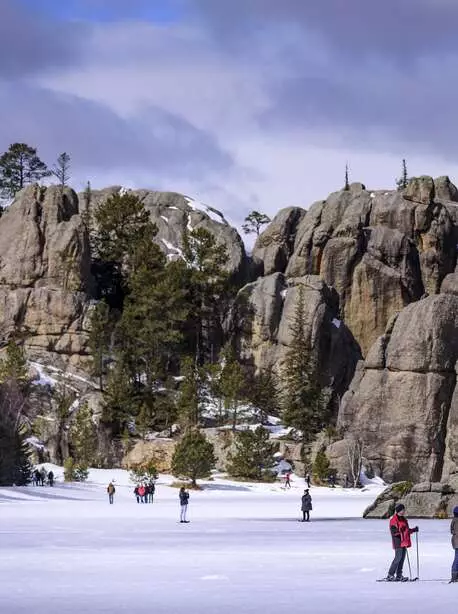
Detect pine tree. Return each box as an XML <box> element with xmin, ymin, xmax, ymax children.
<box><xmin>246</xmin><ymin>370</ymin><xmax>280</xmax><ymax>425</ymax></box>
<box><xmin>396</xmin><ymin>159</ymin><xmax>409</xmax><ymax>190</ymax></box>
<box><xmin>0</xmin><ymin>340</ymin><xmax>29</xmax><ymax>390</ymax></box>
<box><xmin>88</xmin><ymin>300</ymin><xmax>112</xmax><ymax>390</ymax></box>
<box><xmin>282</xmin><ymin>285</ymin><xmax>331</xmax><ymax>445</ymax></box>
<box><xmin>70</xmin><ymin>402</ymin><xmax>97</xmax><ymax>467</ymax></box>
<box><xmin>312</xmin><ymin>447</ymin><xmax>331</xmax><ymax>483</ymax></box>
<box><xmin>0</xmin><ymin>143</ymin><xmax>50</xmax><ymax>198</ymax></box>
<box><xmin>52</xmin><ymin>152</ymin><xmax>71</xmax><ymax>191</ymax></box>
<box><xmin>177</xmin><ymin>357</ymin><xmax>208</xmax><ymax>430</ymax></box>
<box><xmin>242</xmin><ymin>211</ymin><xmax>271</xmax><ymax>236</ymax></box>
<box><xmin>227</xmin><ymin>426</ymin><xmax>278</xmax><ymax>481</ymax></box>
<box><xmin>220</xmin><ymin>346</ymin><xmax>246</xmax><ymax>430</ymax></box>
<box><xmin>344</xmin><ymin>164</ymin><xmax>350</xmax><ymax>191</ymax></box>
<box><xmin>182</xmin><ymin>227</ymin><xmax>233</xmax><ymax>364</ymax></box>
<box><xmin>171</xmin><ymin>429</ymin><xmax>215</xmax><ymax>486</ymax></box>
<box><xmin>0</xmin><ymin>380</ymin><xmax>32</xmax><ymax>486</ymax></box>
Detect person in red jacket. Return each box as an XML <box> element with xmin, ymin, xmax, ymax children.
<box><xmin>385</xmin><ymin>503</ymin><xmax>418</xmax><ymax>581</ymax></box>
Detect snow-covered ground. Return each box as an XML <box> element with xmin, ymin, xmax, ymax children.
<box><xmin>0</xmin><ymin>468</ymin><xmax>456</xmax><ymax>613</ymax></box>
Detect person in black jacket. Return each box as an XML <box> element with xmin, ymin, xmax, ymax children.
<box><xmin>179</xmin><ymin>487</ymin><xmax>190</xmax><ymax>523</ymax></box>
<box><xmin>301</xmin><ymin>489</ymin><xmax>312</xmax><ymax>522</ymax></box>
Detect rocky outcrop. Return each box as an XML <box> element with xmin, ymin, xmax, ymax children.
<box><xmin>233</xmin><ymin>273</ymin><xmax>361</xmax><ymax>398</ymax></box>
<box><xmin>364</xmin><ymin>481</ymin><xmax>458</xmax><ymax>519</ymax></box>
<box><xmin>85</xmin><ymin>187</ymin><xmax>248</xmax><ymax>280</ymax></box>
<box><xmin>0</xmin><ymin>185</ymin><xmax>93</xmax><ymax>367</ymax></box>
<box><xmin>330</xmin><ymin>294</ymin><xmax>458</xmax><ymax>484</ymax></box>
<box><xmin>255</xmin><ymin>177</ymin><xmax>457</xmax><ymax>355</ymax></box>
<box><xmin>252</xmin><ymin>207</ymin><xmax>305</xmax><ymax>276</ymax></box>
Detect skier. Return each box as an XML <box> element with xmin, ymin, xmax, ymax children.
<box><xmin>285</xmin><ymin>472</ymin><xmax>291</xmax><ymax>489</ymax></box>
<box><xmin>385</xmin><ymin>503</ymin><xmax>418</xmax><ymax>581</ymax></box>
<box><xmin>149</xmin><ymin>482</ymin><xmax>155</xmax><ymax>503</ymax></box>
<box><xmin>328</xmin><ymin>474</ymin><xmax>336</xmax><ymax>488</ymax></box>
<box><xmin>107</xmin><ymin>482</ymin><xmax>115</xmax><ymax>504</ymax></box>
<box><xmin>450</xmin><ymin>505</ymin><xmax>458</xmax><ymax>583</ymax></box>
<box><xmin>301</xmin><ymin>489</ymin><xmax>312</xmax><ymax>522</ymax></box>
<box><xmin>179</xmin><ymin>486</ymin><xmax>190</xmax><ymax>523</ymax></box>
<box><xmin>47</xmin><ymin>471</ymin><xmax>54</xmax><ymax>487</ymax></box>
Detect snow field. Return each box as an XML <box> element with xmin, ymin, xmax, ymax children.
<box><xmin>0</xmin><ymin>468</ymin><xmax>456</xmax><ymax>613</ymax></box>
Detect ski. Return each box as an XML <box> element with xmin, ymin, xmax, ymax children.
<box><xmin>376</xmin><ymin>578</ymin><xmax>418</xmax><ymax>583</ymax></box>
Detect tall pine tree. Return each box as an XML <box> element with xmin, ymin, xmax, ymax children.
<box><xmin>282</xmin><ymin>285</ymin><xmax>331</xmax><ymax>445</ymax></box>
<box><xmin>0</xmin><ymin>143</ymin><xmax>50</xmax><ymax>198</ymax></box>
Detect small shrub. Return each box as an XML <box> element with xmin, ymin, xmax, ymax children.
<box><xmin>63</xmin><ymin>457</ymin><xmax>89</xmax><ymax>482</ymax></box>
<box><xmin>392</xmin><ymin>481</ymin><xmax>413</xmax><ymax>497</ymax></box>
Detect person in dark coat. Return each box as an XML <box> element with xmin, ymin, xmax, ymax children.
<box><xmin>107</xmin><ymin>482</ymin><xmax>115</xmax><ymax>504</ymax></box>
<box><xmin>284</xmin><ymin>472</ymin><xmax>291</xmax><ymax>489</ymax></box>
<box><xmin>179</xmin><ymin>487</ymin><xmax>190</xmax><ymax>523</ymax></box>
<box><xmin>33</xmin><ymin>469</ymin><xmax>40</xmax><ymax>486</ymax></box>
<box><xmin>301</xmin><ymin>489</ymin><xmax>312</xmax><ymax>522</ymax></box>
<box><xmin>149</xmin><ymin>482</ymin><xmax>155</xmax><ymax>503</ymax></box>
<box><xmin>40</xmin><ymin>468</ymin><xmax>46</xmax><ymax>486</ymax></box>
<box><xmin>450</xmin><ymin>506</ymin><xmax>458</xmax><ymax>583</ymax></box>
<box><xmin>47</xmin><ymin>471</ymin><xmax>54</xmax><ymax>487</ymax></box>
<box><xmin>305</xmin><ymin>473</ymin><xmax>311</xmax><ymax>489</ymax></box>
<box><xmin>134</xmin><ymin>486</ymin><xmax>140</xmax><ymax>503</ymax></box>
<box><xmin>385</xmin><ymin>504</ymin><xmax>418</xmax><ymax>581</ymax></box>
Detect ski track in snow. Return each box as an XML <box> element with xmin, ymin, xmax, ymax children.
<box><xmin>0</xmin><ymin>469</ymin><xmax>453</xmax><ymax>613</ymax></box>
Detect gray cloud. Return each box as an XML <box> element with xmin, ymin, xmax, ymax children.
<box><xmin>0</xmin><ymin>82</ymin><xmax>233</xmax><ymax>181</ymax></box>
<box><xmin>0</xmin><ymin>0</ymin><xmax>86</xmax><ymax>78</ymax></box>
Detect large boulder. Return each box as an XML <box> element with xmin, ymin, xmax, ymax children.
<box><xmin>0</xmin><ymin>185</ymin><xmax>92</xmax><ymax>367</ymax></box>
<box><xmin>332</xmin><ymin>294</ymin><xmax>458</xmax><ymax>483</ymax></box>
<box><xmin>233</xmin><ymin>273</ymin><xmax>361</xmax><ymax>399</ymax></box>
<box><xmin>85</xmin><ymin>187</ymin><xmax>248</xmax><ymax>281</ymax></box>
<box><xmin>252</xmin><ymin>207</ymin><xmax>306</xmax><ymax>276</ymax></box>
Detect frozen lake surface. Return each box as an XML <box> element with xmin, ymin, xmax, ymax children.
<box><xmin>0</xmin><ymin>469</ymin><xmax>456</xmax><ymax>613</ymax></box>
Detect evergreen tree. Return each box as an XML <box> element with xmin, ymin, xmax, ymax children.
<box><xmin>220</xmin><ymin>347</ymin><xmax>246</xmax><ymax>430</ymax></box>
<box><xmin>0</xmin><ymin>143</ymin><xmax>50</xmax><ymax>198</ymax></box>
<box><xmin>182</xmin><ymin>227</ymin><xmax>233</xmax><ymax>364</ymax></box>
<box><xmin>70</xmin><ymin>402</ymin><xmax>97</xmax><ymax>467</ymax></box>
<box><xmin>242</xmin><ymin>211</ymin><xmax>271</xmax><ymax>236</ymax></box>
<box><xmin>52</xmin><ymin>152</ymin><xmax>71</xmax><ymax>191</ymax></box>
<box><xmin>101</xmin><ymin>361</ymin><xmax>136</xmax><ymax>435</ymax></box>
<box><xmin>227</xmin><ymin>426</ymin><xmax>278</xmax><ymax>481</ymax></box>
<box><xmin>282</xmin><ymin>285</ymin><xmax>331</xmax><ymax>445</ymax></box>
<box><xmin>0</xmin><ymin>380</ymin><xmax>32</xmax><ymax>486</ymax></box>
<box><xmin>171</xmin><ymin>429</ymin><xmax>215</xmax><ymax>486</ymax></box>
<box><xmin>177</xmin><ymin>357</ymin><xmax>208</xmax><ymax>430</ymax></box>
<box><xmin>87</xmin><ymin>300</ymin><xmax>112</xmax><ymax>390</ymax></box>
<box><xmin>312</xmin><ymin>447</ymin><xmax>331</xmax><ymax>483</ymax></box>
<box><xmin>396</xmin><ymin>159</ymin><xmax>409</xmax><ymax>190</ymax></box>
<box><xmin>246</xmin><ymin>369</ymin><xmax>280</xmax><ymax>425</ymax></box>
<box><xmin>344</xmin><ymin>164</ymin><xmax>350</xmax><ymax>191</ymax></box>
<box><xmin>129</xmin><ymin>460</ymin><xmax>158</xmax><ymax>484</ymax></box>
<box><xmin>0</xmin><ymin>340</ymin><xmax>29</xmax><ymax>390</ymax></box>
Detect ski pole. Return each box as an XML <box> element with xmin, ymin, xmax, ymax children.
<box><xmin>416</xmin><ymin>531</ymin><xmax>420</xmax><ymax>579</ymax></box>
<box><xmin>406</xmin><ymin>550</ymin><xmax>412</xmax><ymax>581</ymax></box>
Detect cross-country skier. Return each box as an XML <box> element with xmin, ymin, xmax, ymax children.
<box><xmin>450</xmin><ymin>506</ymin><xmax>458</xmax><ymax>583</ymax></box>
<box><xmin>385</xmin><ymin>503</ymin><xmax>418</xmax><ymax>581</ymax></box>
<box><xmin>301</xmin><ymin>489</ymin><xmax>312</xmax><ymax>522</ymax></box>
<box><xmin>179</xmin><ymin>486</ymin><xmax>190</xmax><ymax>523</ymax></box>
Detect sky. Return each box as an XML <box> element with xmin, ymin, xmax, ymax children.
<box><xmin>1</xmin><ymin>0</ymin><xmax>457</xmax><ymax>231</ymax></box>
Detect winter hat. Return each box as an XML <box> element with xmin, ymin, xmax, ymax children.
<box><xmin>453</xmin><ymin>506</ymin><xmax>458</xmax><ymax>518</ymax></box>
<box><xmin>395</xmin><ymin>503</ymin><xmax>405</xmax><ymax>513</ymax></box>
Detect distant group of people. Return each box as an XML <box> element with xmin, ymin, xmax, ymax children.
<box><xmin>32</xmin><ymin>468</ymin><xmax>54</xmax><ymax>487</ymax></box>
<box><xmin>133</xmin><ymin>483</ymin><xmax>156</xmax><ymax>504</ymax></box>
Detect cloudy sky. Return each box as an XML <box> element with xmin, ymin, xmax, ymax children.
<box><xmin>1</xmin><ymin>0</ymin><xmax>456</xmax><ymax>231</ymax></box>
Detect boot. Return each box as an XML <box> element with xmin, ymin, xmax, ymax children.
<box><xmin>385</xmin><ymin>575</ymin><xmax>396</xmax><ymax>582</ymax></box>
<box><xmin>449</xmin><ymin>571</ymin><xmax>458</xmax><ymax>583</ymax></box>
<box><xmin>396</xmin><ymin>576</ymin><xmax>409</xmax><ymax>582</ymax></box>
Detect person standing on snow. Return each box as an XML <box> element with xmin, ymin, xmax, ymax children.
<box><xmin>305</xmin><ymin>473</ymin><xmax>311</xmax><ymax>488</ymax></box>
<box><xmin>285</xmin><ymin>472</ymin><xmax>291</xmax><ymax>489</ymax></box>
<box><xmin>107</xmin><ymin>482</ymin><xmax>115</xmax><ymax>504</ymax></box>
<box><xmin>47</xmin><ymin>471</ymin><xmax>54</xmax><ymax>487</ymax></box>
<box><xmin>385</xmin><ymin>503</ymin><xmax>418</xmax><ymax>581</ymax></box>
<box><xmin>179</xmin><ymin>487</ymin><xmax>190</xmax><ymax>523</ymax></box>
<box><xmin>149</xmin><ymin>482</ymin><xmax>155</xmax><ymax>503</ymax></box>
<box><xmin>138</xmin><ymin>484</ymin><xmax>146</xmax><ymax>503</ymax></box>
<box><xmin>301</xmin><ymin>489</ymin><xmax>312</xmax><ymax>522</ymax></box>
<box><xmin>450</xmin><ymin>506</ymin><xmax>458</xmax><ymax>583</ymax></box>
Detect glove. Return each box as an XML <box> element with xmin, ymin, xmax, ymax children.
<box><xmin>412</xmin><ymin>526</ymin><xmax>419</xmax><ymax>533</ymax></box>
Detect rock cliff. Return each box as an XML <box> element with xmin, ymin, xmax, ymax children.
<box><xmin>255</xmin><ymin>177</ymin><xmax>457</xmax><ymax>355</ymax></box>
